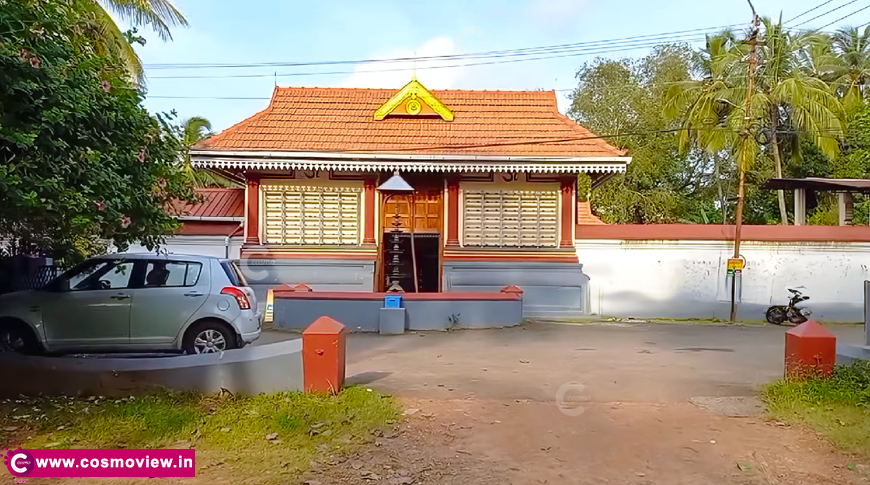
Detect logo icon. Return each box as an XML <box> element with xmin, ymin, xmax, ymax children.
<box><xmin>3</xmin><ymin>441</ymin><xmax>34</xmax><ymax>478</ymax></box>
<box><xmin>555</xmin><ymin>381</ymin><xmax>593</xmax><ymax>417</ymax></box>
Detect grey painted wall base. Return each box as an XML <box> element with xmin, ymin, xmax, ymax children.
<box><xmin>837</xmin><ymin>343</ymin><xmax>870</xmax><ymax>364</ymax></box>
<box><xmin>0</xmin><ymin>340</ymin><xmax>303</xmax><ymax>398</ymax></box>
<box><xmin>405</xmin><ymin>299</ymin><xmax>522</xmax><ymax>330</ymax></box>
<box><xmin>379</xmin><ymin>308</ymin><xmax>406</xmax><ymax>335</ymax></box>
<box><xmin>274</xmin><ymin>297</ymin><xmax>523</xmax><ymax>332</ymax></box>
<box><xmin>236</xmin><ymin>258</ymin><xmax>375</xmax><ymax>302</ymax></box>
<box><xmin>443</xmin><ymin>261</ymin><xmax>589</xmax><ymax>317</ymax></box>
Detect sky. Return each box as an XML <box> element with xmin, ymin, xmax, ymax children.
<box><xmin>128</xmin><ymin>0</ymin><xmax>870</xmax><ymax>131</ymax></box>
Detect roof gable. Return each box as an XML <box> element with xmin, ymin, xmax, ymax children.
<box><xmin>194</xmin><ymin>85</ymin><xmax>626</xmax><ymax>158</ymax></box>
<box><xmin>373</xmin><ymin>78</ymin><xmax>454</xmax><ymax>121</ymax></box>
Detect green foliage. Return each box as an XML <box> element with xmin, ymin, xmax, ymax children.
<box><xmin>0</xmin><ymin>0</ymin><xmax>196</xmax><ymax>264</ymax></box>
<box><xmin>569</xmin><ymin>46</ymin><xmax>723</xmax><ymax>223</ymax></box>
<box><xmin>177</xmin><ymin>116</ymin><xmax>239</xmax><ymax>188</ymax></box>
<box><xmin>8</xmin><ymin>387</ymin><xmax>401</xmax><ymax>474</ymax></box>
<box><xmin>765</xmin><ymin>362</ymin><xmax>870</xmax><ymax>454</ymax></box>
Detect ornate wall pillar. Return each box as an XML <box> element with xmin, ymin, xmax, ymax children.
<box><xmin>559</xmin><ymin>177</ymin><xmax>576</xmax><ymax>248</ymax></box>
<box><xmin>245</xmin><ymin>173</ymin><xmax>261</xmax><ymax>245</ymax></box>
<box><xmin>363</xmin><ymin>177</ymin><xmax>377</xmax><ymax>244</ymax></box>
<box><xmin>446</xmin><ymin>175</ymin><xmax>460</xmax><ymax>246</ymax></box>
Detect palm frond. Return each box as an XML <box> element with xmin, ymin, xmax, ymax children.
<box><xmin>97</xmin><ymin>0</ymin><xmax>188</xmax><ymax>41</ymax></box>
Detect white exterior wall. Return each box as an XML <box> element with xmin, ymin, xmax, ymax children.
<box><xmin>577</xmin><ymin>239</ymin><xmax>870</xmax><ymax>322</ymax></box>
<box><xmin>124</xmin><ymin>236</ymin><xmax>244</xmax><ymax>260</ymax></box>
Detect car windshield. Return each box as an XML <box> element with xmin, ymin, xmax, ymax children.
<box><xmin>57</xmin><ymin>259</ymin><xmax>133</xmax><ymax>291</ymax></box>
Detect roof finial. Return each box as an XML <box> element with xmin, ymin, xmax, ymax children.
<box><xmin>412</xmin><ymin>50</ymin><xmax>417</xmax><ymax>80</ymax></box>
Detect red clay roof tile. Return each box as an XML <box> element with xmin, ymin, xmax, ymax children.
<box><xmin>194</xmin><ymin>87</ymin><xmax>625</xmax><ymax>157</ymax></box>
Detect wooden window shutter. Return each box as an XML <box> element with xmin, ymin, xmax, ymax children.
<box><xmin>462</xmin><ymin>188</ymin><xmax>557</xmax><ymax>248</ymax></box>
<box><xmin>262</xmin><ymin>186</ymin><xmax>360</xmax><ymax>245</ymax></box>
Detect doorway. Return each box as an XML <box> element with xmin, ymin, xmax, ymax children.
<box><xmin>381</xmin><ymin>233</ymin><xmax>440</xmax><ymax>292</ymax></box>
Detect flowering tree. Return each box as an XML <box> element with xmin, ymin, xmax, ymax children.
<box><xmin>0</xmin><ymin>0</ymin><xmax>196</xmax><ymax>264</ymax></box>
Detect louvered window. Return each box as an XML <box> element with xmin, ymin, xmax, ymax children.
<box><xmin>462</xmin><ymin>189</ymin><xmax>558</xmax><ymax>247</ymax></box>
<box><xmin>263</xmin><ymin>186</ymin><xmax>361</xmax><ymax>245</ymax></box>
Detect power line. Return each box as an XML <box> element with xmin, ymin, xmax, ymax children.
<box><xmin>149</xmin><ymin>34</ymin><xmax>715</xmax><ymax>80</ymax></box>
<box><xmin>784</xmin><ymin>0</ymin><xmax>838</xmax><ymax>24</ymax></box>
<box><xmin>144</xmin><ymin>24</ymin><xmax>742</xmax><ymax>71</ymax></box>
<box><xmin>818</xmin><ymin>3</ymin><xmax>870</xmax><ymax>29</ymax></box>
<box><xmin>792</xmin><ymin>0</ymin><xmax>860</xmax><ymax>28</ymax></box>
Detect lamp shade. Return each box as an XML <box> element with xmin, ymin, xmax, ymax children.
<box><xmin>377</xmin><ymin>171</ymin><xmax>415</xmax><ymax>193</ymax></box>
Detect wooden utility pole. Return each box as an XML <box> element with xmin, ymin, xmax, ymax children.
<box><xmin>730</xmin><ymin>3</ymin><xmax>760</xmax><ymax>323</ymax></box>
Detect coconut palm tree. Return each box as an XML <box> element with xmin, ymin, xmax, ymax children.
<box><xmin>179</xmin><ymin>117</ymin><xmax>238</xmax><ymax>188</ymax></box>
<box><xmin>828</xmin><ymin>26</ymin><xmax>870</xmax><ymax>111</ymax></box>
<box><xmin>79</xmin><ymin>0</ymin><xmax>188</xmax><ymax>82</ymax></box>
<box><xmin>666</xmin><ymin>19</ymin><xmax>845</xmax><ymax>225</ymax></box>
<box><xmin>664</xmin><ymin>30</ymin><xmax>744</xmax><ymax>221</ymax></box>
<box><xmin>754</xmin><ymin>18</ymin><xmax>845</xmax><ymax>224</ymax></box>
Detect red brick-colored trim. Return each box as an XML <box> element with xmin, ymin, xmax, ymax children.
<box><xmin>560</xmin><ymin>177</ymin><xmax>576</xmax><ymax>248</ymax></box>
<box><xmin>272</xmin><ymin>290</ymin><xmax>521</xmax><ymax>301</ymax></box>
<box><xmin>575</xmin><ymin>224</ymin><xmax>870</xmax><ymax>242</ymax></box>
<box><xmin>245</xmin><ymin>174</ymin><xmax>261</xmax><ymax>245</ymax></box>
<box><xmin>363</xmin><ymin>177</ymin><xmax>376</xmax><ymax>244</ymax></box>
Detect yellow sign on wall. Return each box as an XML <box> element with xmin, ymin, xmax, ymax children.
<box><xmin>727</xmin><ymin>258</ymin><xmax>744</xmax><ymax>276</ymax></box>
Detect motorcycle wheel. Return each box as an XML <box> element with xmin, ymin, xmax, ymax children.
<box><xmin>788</xmin><ymin>313</ymin><xmax>808</xmax><ymax>324</ymax></box>
<box><xmin>766</xmin><ymin>306</ymin><xmax>788</xmax><ymax>325</ymax></box>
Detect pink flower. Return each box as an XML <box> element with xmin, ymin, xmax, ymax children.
<box><xmin>121</xmin><ymin>215</ymin><xmax>132</xmax><ymax>228</ymax></box>
<box><xmin>19</xmin><ymin>49</ymin><xmax>27</xmax><ymax>61</ymax></box>
<box><xmin>30</xmin><ymin>57</ymin><xmax>39</xmax><ymax>68</ymax></box>
<box><xmin>138</xmin><ymin>148</ymin><xmax>146</xmax><ymax>162</ymax></box>
<box><xmin>156</xmin><ymin>178</ymin><xmax>167</xmax><ymax>188</ymax></box>
<box><xmin>95</xmin><ymin>200</ymin><xmax>105</xmax><ymax>211</ymax></box>
<box><xmin>101</xmin><ymin>81</ymin><xmax>111</xmax><ymax>92</ymax></box>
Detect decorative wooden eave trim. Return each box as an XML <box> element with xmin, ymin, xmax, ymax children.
<box><xmin>192</xmin><ymin>150</ymin><xmax>630</xmax><ymax>174</ymax></box>
<box><xmin>374</xmin><ymin>78</ymin><xmax>454</xmax><ymax>121</ymax></box>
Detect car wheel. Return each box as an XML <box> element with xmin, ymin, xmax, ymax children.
<box><xmin>0</xmin><ymin>322</ymin><xmax>41</xmax><ymax>355</ymax></box>
<box><xmin>183</xmin><ymin>321</ymin><xmax>237</xmax><ymax>355</ymax></box>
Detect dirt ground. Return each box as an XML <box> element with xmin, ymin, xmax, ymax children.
<box><xmin>11</xmin><ymin>322</ymin><xmax>870</xmax><ymax>484</ymax></box>
<box><xmin>299</xmin><ymin>322</ymin><xmax>868</xmax><ymax>485</ymax></box>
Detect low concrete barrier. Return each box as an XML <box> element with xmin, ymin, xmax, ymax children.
<box><xmin>0</xmin><ymin>340</ymin><xmax>303</xmax><ymax>398</ymax></box>
<box><xmin>836</xmin><ymin>280</ymin><xmax>870</xmax><ymax>364</ymax></box>
<box><xmin>271</xmin><ymin>287</ymin><xmax>524</xmax><ymax>332</ymax></box>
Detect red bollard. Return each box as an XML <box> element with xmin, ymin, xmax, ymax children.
<box><xmin>784</xmin><ymin>320</ymin><xmax>836</xmax><ymax>379</ymax></box>
<box><xmin>302</xmin><ymin>316</ymin><xmax>347</xmax><ymax>393</ymax></box>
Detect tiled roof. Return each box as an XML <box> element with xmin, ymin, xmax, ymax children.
<box><xmin>194</xmin><ymin>87</ymin><xmax>625</xmax><ymax>157</ymax></box>
<box><xmin>578</xmin><ymin>201</ymin><xmax>606</xmax><ymax>225</ymax></box>
<box><xmin>170</xmin><ymin>188</ymin><xmax>244</xmax><ymax>218</ymax></box>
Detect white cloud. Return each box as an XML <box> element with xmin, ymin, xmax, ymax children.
<box><xmin>340</xmin><ymin>36</ymin><xmax>464</xmax><ymax>89</ymax></box>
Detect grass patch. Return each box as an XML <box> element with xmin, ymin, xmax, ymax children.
<box><xmin>0</xmin><ymin>387</ymin><xmax>401</xmax><ymax>480</ymax></box>
<box><xmin>765</xmin><ymin>361</ymin><xmax>870</xmax><ymax>455</ymax></box>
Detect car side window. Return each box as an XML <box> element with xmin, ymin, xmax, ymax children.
<box><xmin>144</xmin><ymin>261</ymin><xmax>202</xmax><ymax>288</ymax></box>
<box><xmin>68</xmin><ymin>260</ymin><xmax>134</xmax><ymax>291</ymax></box>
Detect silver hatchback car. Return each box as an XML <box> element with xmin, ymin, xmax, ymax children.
<box><xmin>0</xmin><ymin>253</ymin><xmax>260</xmax><ymax>355</ymax></box>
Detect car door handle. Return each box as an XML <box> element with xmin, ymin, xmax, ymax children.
<box><xmin>110</xmin><ymin>293</ymin><xmax>130</xmax><ymax>300</ymax></box>
<box><xmin>184</xmin><ymin>291</ymin><xmax>204</xmax><ymax>297</ymax></box>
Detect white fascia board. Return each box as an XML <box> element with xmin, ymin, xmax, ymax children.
<box><xmin>190</xmin><ymin>150</ymin><xmax>631</xmax><ymax>173</ymax></box>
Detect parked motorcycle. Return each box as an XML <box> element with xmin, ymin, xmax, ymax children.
<box><xmin>765</xmin><ymin>288</ymin><xmax>812</xmax><ymax>325</ymax></box>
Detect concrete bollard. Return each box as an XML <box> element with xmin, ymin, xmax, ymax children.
<box><xmin>302</xmin><ymin>316</ymin><xmax>347</xmax><ymax>393</ymax></box>
<box><xmin>785</xmin><ymin>320</ymin><xmax>836</xmax><ymax>379</ymax></box>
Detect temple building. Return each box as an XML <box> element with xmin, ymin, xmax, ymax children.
<box><xmin>191</xmin><ymin>79</ymin><xmax>629</xmax><ymax>317</ymax></box>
